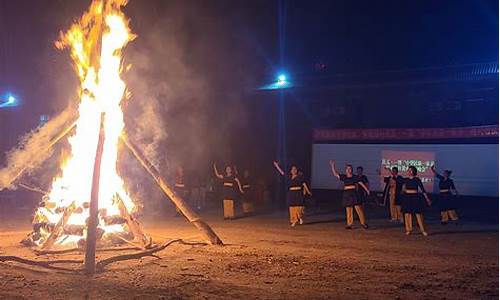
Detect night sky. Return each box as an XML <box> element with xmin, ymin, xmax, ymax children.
<box><xmin>0</xmin><ymin>0</ymin><xmax>498</xmax><ymax>171</ymax></box>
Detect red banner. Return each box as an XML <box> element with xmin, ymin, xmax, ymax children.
<box><xmin>313</xmin><ymin>125</ymin><xmax>499</xmax><ymax>141</ymax></box>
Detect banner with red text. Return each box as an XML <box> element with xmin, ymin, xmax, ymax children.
<box><xmin>313</xmin><ymin>125</ymin><xmax>498</xmax><ymax>141</ymax></box>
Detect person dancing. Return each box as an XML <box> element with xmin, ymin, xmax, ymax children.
<box><xmin>330</xmin><ymin>161</ymin><xmax>369</xmax><ymax>230</ymax></box>
<box><xmin>401</xmin><ymin>166</ymin><xmax>432</xmax><ymax>236</ymax></box>
<box><xmin>240</xmin><ymin>170</ymin><xmax>255</xmax><ymax>215</ymax></box>
<box><xmin>431</xmin><ymin>165</ymin><xmax>459</xmax><ymax>225</ymax></box>
<box><xmin>273</xmin><ymin>161</ymin><xmax>312</xmax><ymax>227</ymax></box>
<box><xmin>379</xmin><ymin>166</ymin><xmax>404</xmax><ymax>223</ymax></box>
<box><xmin>213</xmin><ymin>163</ymin><xmax>244</xmax><ymax>220</ymax></box>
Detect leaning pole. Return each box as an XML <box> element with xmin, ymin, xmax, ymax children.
<box><xmin>120</xmin><ymin>134</ymin><xmax>223</xmax><ymax>246</ymax></box>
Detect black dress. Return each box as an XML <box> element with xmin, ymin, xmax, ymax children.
<box><xmin>287</xmin><ymin>175</ymin><xmax>305</xmax><ymax>207</ymax></box>
<box><xmin>339</xmin><ymin>174</ymin><xmax>362</xmax><ymax>207</ymax></box>
<box><xmin>436</xmin><ymin>174</ymin><xmax>456</xmax><ymax>211</ymax></box>
<box><xmin>222</xmin><ymin>175</ymin><xmax>238</xmax><ymax>201</ymax></box>
<box><xmin>356</xmin><ymin>174</ymin><xmax>369</xmax><ymax>203</ymax></box>
<box><xmin>241</xmin><ymin>178</ymin><xmax>252</xmax><ymax>202</ymax></box>
<box><xmin>401</xmin><ymin>177</ymin><xmax>427</xmax><ymax>214</ymax></box>
<box><xmin>382</xmin><ymin>175</ymin><xmax>403</xmax><ymax>205</ymax></box>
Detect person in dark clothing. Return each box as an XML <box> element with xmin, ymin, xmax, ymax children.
<box><xmin>379</xmin><ymin>167</ymin><xmax>404</xmax><ymax>223</ymax></box>
<box><xmin>213</xmin><ymin>163</ymin><xmax>244</xmax><ymax>220</ymax></box>
<box><xmin>240</xmin><ymin>170</ymin><xmax>255</xmax><ymax>215</ymax></box>
<box><xmin>431</xmin><ymin>165</ymin><xmax>459</xmax><ymax>225</ymax></box>
<box><xmin>401</xmin><ymin>166</ymin><xmax>432</xmax><ymax>236</ymax></box>
<box><xmin>330</xmin><ymin>161</ymin><xmax>370</xmax><ymax>230</ymax></box>
<box><xmin>173</xmin><ymin>166</ymin><xmax>189</xmax><ymax>217</ymax></box>
<box><xmin>273</xmin><ymin>161</ymin><xmax>312</xmax><ymax>227</ymax></box>
<box><xmin>356</xmin><ymin>166</ymin><xmax>369</xmax><ymax>204</ymax></box>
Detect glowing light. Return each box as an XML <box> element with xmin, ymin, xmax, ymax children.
<box><xmin>29</xmin><ymin>0</ymin><xmax>137</xmax><ymax>248</ymax></box>
<box><xmin>0</xmin><ymin>94</ymin><xmax>18</xmax><ymax>108</ymax></box>
<box><xmin>278</xmin><ymin>74</ymin><xmax>287</xmax><ymax>83</ymax></box>
<box><xmin>258</xmin><ymin>72</ymin><xmax>293</xmax><ymax>90</ymax></box>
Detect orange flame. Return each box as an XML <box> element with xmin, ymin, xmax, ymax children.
<box><xmin>32</xmin><ymin>0</ymin><xmax>136</xmax><ymax>247</ymax></box>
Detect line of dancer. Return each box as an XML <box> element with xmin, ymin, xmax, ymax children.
<box><xmin>209</xmin><ymin>159</ymin><xmax>458</xmax><ymax>236</ymax></box>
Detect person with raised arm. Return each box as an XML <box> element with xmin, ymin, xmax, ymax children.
<box><xmin>431</xmin><ymin>165</ymin><xmax>459</xmax><ymax>225</ymax></box>
<box><xmin>273</xmin><ymin>161</ymin><xmax>312</xmax><ymax>227</ymax></box>
<box><xmin>213</xmin><ymin>163</ymin><xmax>244</xmax><ymax>220</ymax></box>
<box><xmin>330</xmin><ymin>160</ymin><xmax>369</xmax><ymax>230</ymax></box>
<box><xmin>401</xmin><ymin>166</ymin><xmax>432</xmax><ymax>236</ymax></box>
<box><xmin>379</xmin><ymin>166</ymin><xmax>404</xmax><ymax>223</ymax></box>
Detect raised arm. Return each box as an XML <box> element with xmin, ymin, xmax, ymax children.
<box><xmin>303</xmin><ymin>182</ymin><xmax>312</xmax><ymax>196</ymax></box>
<box><xmin>431</xmin><ymin>165</ymin><xmax>444</xmax><ymax>180</ymax></box>
<box><xmin>234</xmin><ymin>177</ymin><xmax>244</xmax><ymax>194</ymax></box>
<box><xmin>329</xmin><ymin>160</ymin><xmax>340</xmax><ymax>179</ymax></box>
<box><xmin>273</xmin><ymin>161</ymin><xmax>285</xmax><ymax>176</ymax></box>
<box><xmin>358</xmin><ymin>181</ymin><xmax>370</xmax><ymax>195</ymax></box>
<box><xmin>213</xmin><ymin>163</ymin><xmax>223</xmax><ymax>179</ymax></box>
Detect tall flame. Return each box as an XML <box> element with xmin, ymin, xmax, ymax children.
<box><xmin>31</xmin><ymin>0</ymin><xmax>136</xmax><ymax>247</ymax></box>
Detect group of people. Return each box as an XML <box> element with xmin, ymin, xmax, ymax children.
<box><xmin>270</xmin><ymin>160</ymin><xmax>459</xmax><ymax>236</ymax></box>
<box><xmin>182</xmin><ymin>159</ymin><xmax>460</xmax><ymax>237</ymax></box>
<box><xmin>212</xmin><ymin>163</ymin><xmax>255</xmax><ymax>219</ymax></box>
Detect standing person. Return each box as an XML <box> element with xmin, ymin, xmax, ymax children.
<box><xmin>213</xmin><ymin>163</ymin><xmax>244</xmax><ymax>220</ymax></box>
<box><xmin>379</xmin><ymin>167</ymin><xmax>404</xmax><ymax>223</ymax></box>
<box><xmin>431</xmin><ymin>165</ymin><xmax>459</xmax><ymax>225</ymax></box>
<box><xmin>241</xmin><ymin>170</ymin><xmax>255</xmax><ymax>215</ymax></box>
<box><xmin>273</xmin><ymin>161</ymin><xmax>312</xmax><ymax>227</ymax></box>
<box><xmin>401</xmin><ymin>166</ymin><xmax>432</xmax><ymax>236</ymax></box>
<box><xmin>356</xmin><ymin>166</ymin><xmax>369</xmax><ymax>205</ymax></box>
<box><xmin>173</xmin><ymin>166</ymin><xmax>189</xmax><ymax>217</ymax></box>
<box><xmin>330</xmin><ymin>161</ymin><xmax>370</xmax><ymax>230</ymax></box>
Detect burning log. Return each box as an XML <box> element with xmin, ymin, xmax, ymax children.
<box><xmin>102</xmin><ymin>215</ymin><xmax>127</xmax><ymax>225</ymax></box>
<box><xmin>39</xmin><ymin>201</ymin><xmax>77</xmax><ymax>250</ymax></box>
<box><xmin>115</xmin><ymin>193</ymin><xmax>151</xmax><ymax>248</ymax></box>
<box><xmin>121</xmin><ymin>135</ymin><xmax>223</xmax><ymax>245</ymax></box>
<box><xmin>18</xmin><ymin>183</ymin><xmax>48</xmax><ymax>195</ymax></box>
<box><xmin>63</xmin><ymin>224</ymin><xmax>85</xmax><ymax>236</ymax></box>
<box><xmin>84</xmin><ymin>112</ymin><xmax>106</xmax><ymax>275</ymax></box>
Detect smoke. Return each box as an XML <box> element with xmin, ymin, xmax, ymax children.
<box><xmin>121</xmin><ymin>0</ymin><xmax>263</xmax><ymax>177</ymax></box>
<box><xmin>0</xmin><ymin>104</ymin><xmax>76</xmax><ymax>190</ymax></box>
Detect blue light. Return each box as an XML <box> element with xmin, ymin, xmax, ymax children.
<box><xmin>0</xmin><ymin>93</ymin><xmax>19</xmax><ymax>108</ymax></box>
<box><xmin>258</xmin><ymin>72</ymin><xmax>293</xmax><ymax>90</ymax></box>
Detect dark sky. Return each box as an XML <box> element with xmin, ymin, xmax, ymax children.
<box><xmin>0</xmin><ymin>0</ymin><xmax>498</xmax><ymax>170</ymax></box>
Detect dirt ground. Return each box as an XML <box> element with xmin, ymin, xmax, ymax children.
<box><xmin>0</xmin><ymin>209</ymin><xmax>497</xmax><ymax>300</ymax></box>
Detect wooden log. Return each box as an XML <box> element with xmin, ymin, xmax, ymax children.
<box><xmin>84</xmin><ymin>113</ymin><xmax>106</xmax><ymax>275</ymax></box>
<box><xmin>18</xmin><ymin>183</ymin><xmax>48</xmax><ymax>195</ymax></box>
<box><xmin>120</xmin><ymin>135</ymin><xmax>223</xmax><ymax>245</ymax></box>
<box><xmin>2</xmin><ymin>120</ymin><xmax>77</xmax><ymax>190</ymax></box>
<box><xmin>39</xmin><ymin>201</ymin><xmax>77</xmax><ymax>251</ymax></box>
<box><xmin>115</xmin><ymin>193</ymin><xmax>151</xmax><ymax>248</ymax></box>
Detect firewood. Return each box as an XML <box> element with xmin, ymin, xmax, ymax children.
<box><xmin>120</xmin><ymin>135</ymin><xmax>223</xmax><ymax>246</ymax></box>
<box><xmin>39</xmin><ymin>201</ymin><xmax>77</xmax><ymax>250</ymax></box>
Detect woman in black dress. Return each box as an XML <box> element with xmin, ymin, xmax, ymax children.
<box><xmin>213</xmin><ymin>163</ymin><xmax>244</xmax><ymax>220</ymax></box>
<box><xmin>273</xmin><ymin>161</ymin><xmax>312</xmax><ymax>227</ymax></box>
<box><xmin>240</xmin><ymin>170</ymin><xmax>255</xmax><ymax>215</ymax></box>
<box><xmin>431</xmin><ymin>165</ymin><xmax>459</xmax><ymax>225</ymax></box>
<box><xmin>330</xmin><ymin>161</ymin><xmax>370</xmax><ymax>230</ymax></box>
<box><xmin>401</xmin><ymin>166</ymin><xmax>432</xmax><ymax>236</ymax></box>
<box><xmin>379</xmin><ymin>167</ymin><xmax>404</xmax><ymax>223</ymax></box>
